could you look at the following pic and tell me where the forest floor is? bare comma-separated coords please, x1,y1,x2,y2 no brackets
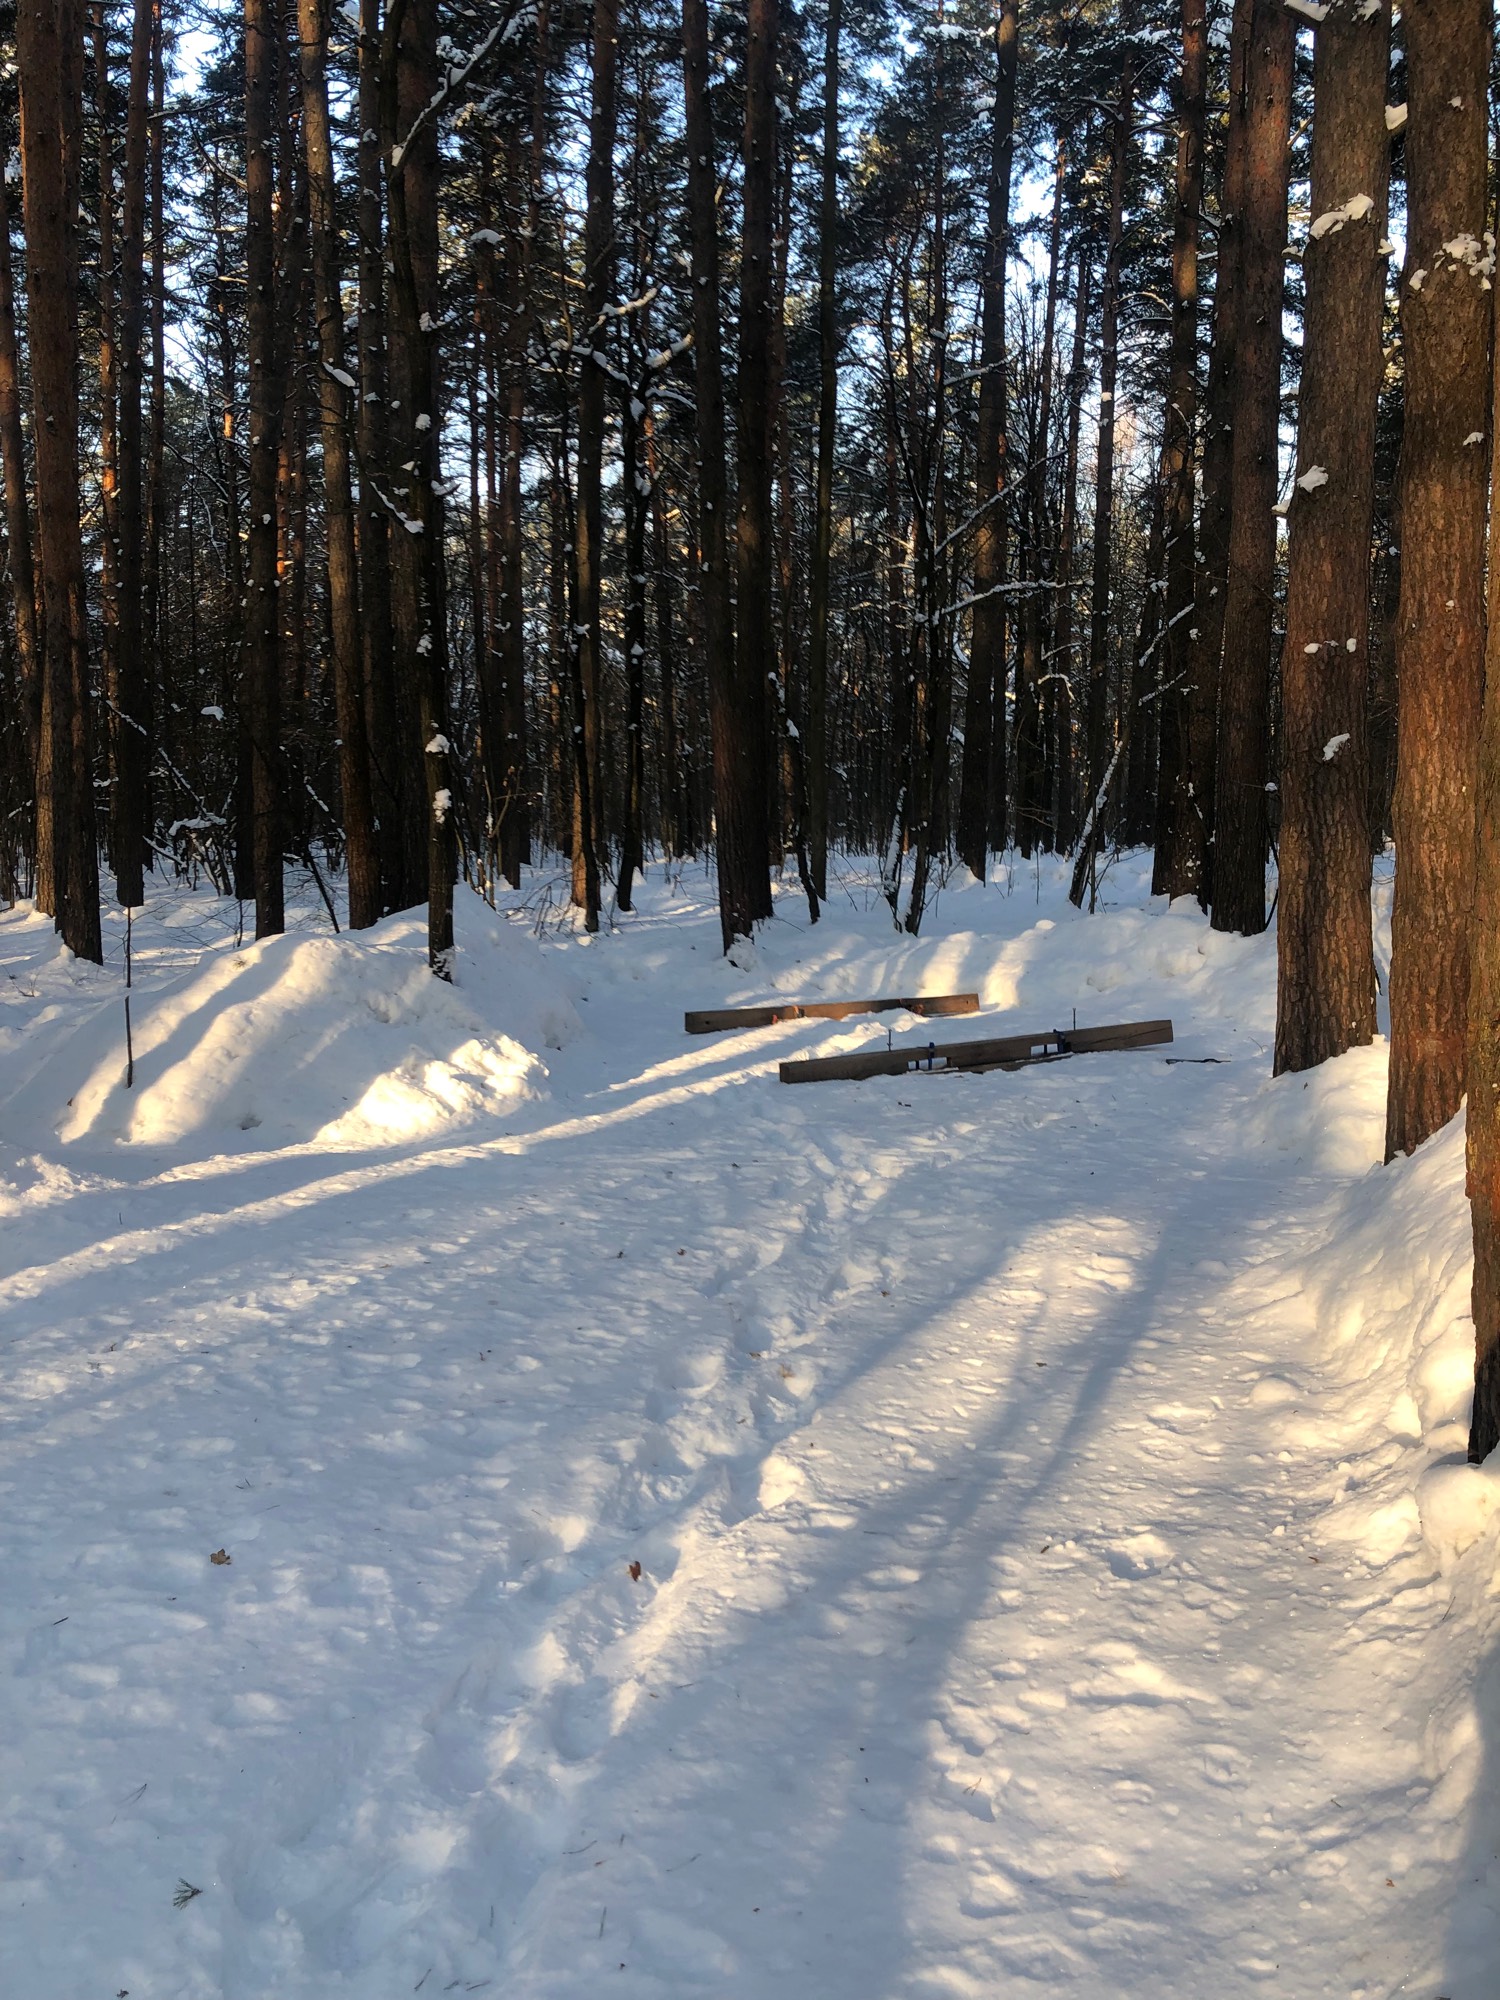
2,852,1499,1999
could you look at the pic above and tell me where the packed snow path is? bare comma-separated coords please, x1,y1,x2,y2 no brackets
2,859,1496,1998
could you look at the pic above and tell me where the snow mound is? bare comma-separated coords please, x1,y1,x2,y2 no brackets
0,905,582,1154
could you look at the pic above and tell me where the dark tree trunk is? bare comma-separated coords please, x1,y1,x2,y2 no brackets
300,0,380,928
570,0,617,929
358,0,405,912
683,0,769,949
18,0,100,957
806,0,841,900
1211,0,1294,935
382,0,455,972
735,0,778,910
244,0,284,938
1465,270,1500,1463
1385,0,1490,1158
0,155,40,782
1273,0,1390,1073
1152,0,1207,903
956,0,1017,877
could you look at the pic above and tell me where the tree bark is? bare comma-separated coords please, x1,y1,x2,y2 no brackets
0,152,40,783
683,0,768,949
358,0,406,912
300,0,380,928
19,0,101,960
956,0,1017,877
1152,0,1207,902
1273,0,1390,1073
1465,266,1500,1463
382,0,455,972
570,0,618,931
805,0,841,900
735,0,778,910
1385,0,1490,1157
1211,0,1294,935
244,0,285,937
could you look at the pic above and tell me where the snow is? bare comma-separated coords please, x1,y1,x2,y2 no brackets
1296,463,1330,493
1309,194,1374,241
1,854,1497,1998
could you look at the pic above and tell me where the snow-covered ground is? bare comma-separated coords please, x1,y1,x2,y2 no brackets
2,853,1497,1998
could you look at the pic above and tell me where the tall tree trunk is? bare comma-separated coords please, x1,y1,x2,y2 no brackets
244,0,284,937
1014,136,1064,858
1073,51,1133,905
1188,0,1255,911
618,389,647,911
1052,249,1090,856
300,0,380,928
956,0,1017,877
736,0,778,907
683,0,768,948
1152,0,1207,902
570,0,618,931
1273,0,1390,1072
94,3,120,890
1465,266,1500,1462
494,7,548,889
19,0,101,960
1211,0,1294,935
806,0,841,900
111,0,152,910
358,0,405,911
383,0,455,972
1385,0,1490,1157
0,153,41,783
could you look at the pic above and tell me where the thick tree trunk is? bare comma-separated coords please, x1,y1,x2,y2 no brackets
806,0,841,900
358,0,405,912
735,0,778,908
94,4,120,891
1211,0,1294,935
1152,0,1207,902
1187,0,1255,911
618,392,647,911
494,10,548,889
300,0,380,928
110,0,152,909
0,157,40,783
683,0,768,949
19,0,100,960
244,0,284,938
1465,271,1500,1463
383,0,455,972
956,0,1017,877
1385,0,1490,1158
1273,0,1390,1073
569,0,618,931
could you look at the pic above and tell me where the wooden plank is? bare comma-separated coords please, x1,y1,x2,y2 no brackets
684,992,980,1035
777,1017,1173,1084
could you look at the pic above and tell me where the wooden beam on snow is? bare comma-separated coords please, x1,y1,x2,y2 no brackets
684,992,981,1035
777,1017,1173,1084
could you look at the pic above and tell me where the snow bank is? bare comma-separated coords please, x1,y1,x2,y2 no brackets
0,899,582,1155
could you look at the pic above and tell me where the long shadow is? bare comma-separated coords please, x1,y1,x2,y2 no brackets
1441,1582,1500,1989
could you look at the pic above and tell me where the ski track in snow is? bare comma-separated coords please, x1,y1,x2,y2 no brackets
1,855,1496,1998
